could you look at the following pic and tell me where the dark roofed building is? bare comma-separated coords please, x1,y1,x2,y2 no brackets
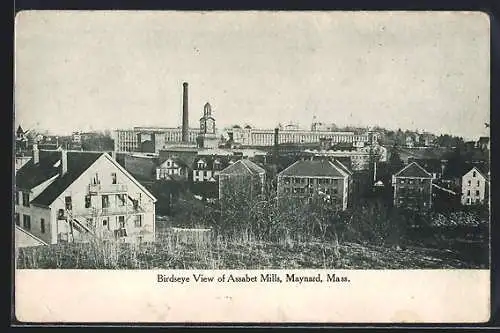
392,162,434,211
14,147,157,247
218,159,266,201
277,159,352,210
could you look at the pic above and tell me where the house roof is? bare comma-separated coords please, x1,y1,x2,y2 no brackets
465,165,490,181
330,159,352,176
394,162,433,178
407,158,444,174
219,159,265,176
19,151,157,207
478,136,490,143
239,158,266,174
193,155,233,170
158,157,189,169
15,150,61,190
27,151,103,206
278,159,349,178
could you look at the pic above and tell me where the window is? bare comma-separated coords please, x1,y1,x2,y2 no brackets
103,219,108,227
111,173,117,184
23,215,31,230
134,215,142,228
468,180,471,186
117,194,125,206
118,216,125,228
467,198,470,204
400,179,405,184
15,213,20,226
476,190,480,196
85,195,91,208
65,196,72,210
477,180,480,187
22,192,30,207
467,190,470,196
102,195,109,209
15,191,19,205
473,171,476,177
58,209,65,219
40,218,45,233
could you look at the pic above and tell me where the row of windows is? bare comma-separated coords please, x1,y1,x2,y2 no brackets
466,180,481,187
194,170,214,177
465,190,481,197
398,179,428,185
14,192,30,207
283,187,340,195
15,213,45,233
62,193,130,213
465,198,481,204
281,177,341,186
102,215,142,229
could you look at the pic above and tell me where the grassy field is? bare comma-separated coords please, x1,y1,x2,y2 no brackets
16,213,489,269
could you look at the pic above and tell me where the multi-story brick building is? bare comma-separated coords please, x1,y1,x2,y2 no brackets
277,159,353,210
218,159,267,202
225,126,380,147
392,162,434,210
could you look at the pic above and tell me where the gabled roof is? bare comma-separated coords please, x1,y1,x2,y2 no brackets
464,165,490,181
28,151,103,206
158,157,189,169
219,159,265,176
330,159,352,176
407,158,444,174
192,155,233,170
278,159,349,178
239,159,266,174
15,150,61,190
394,162,433,178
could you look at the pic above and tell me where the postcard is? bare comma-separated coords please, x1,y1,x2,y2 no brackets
13,10,491,324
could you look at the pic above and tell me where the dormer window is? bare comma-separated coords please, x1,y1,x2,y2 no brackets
197,160,206,169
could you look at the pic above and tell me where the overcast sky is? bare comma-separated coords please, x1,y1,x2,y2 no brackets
15,11,490,140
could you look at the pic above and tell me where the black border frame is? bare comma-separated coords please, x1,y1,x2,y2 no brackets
9,0,499,329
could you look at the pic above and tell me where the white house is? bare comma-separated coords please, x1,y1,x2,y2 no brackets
14,145,157,248
192,156,230,183
461,166,489,206
156,157,189,180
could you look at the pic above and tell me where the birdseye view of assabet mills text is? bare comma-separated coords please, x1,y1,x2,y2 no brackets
156,272,350,284
13,10,490,323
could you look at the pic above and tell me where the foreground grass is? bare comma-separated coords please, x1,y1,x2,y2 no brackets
16,229,488,270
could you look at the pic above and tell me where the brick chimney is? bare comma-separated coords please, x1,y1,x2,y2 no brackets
182,82,189,142
33,143,39,164
61,149,68,176
273,127,279,165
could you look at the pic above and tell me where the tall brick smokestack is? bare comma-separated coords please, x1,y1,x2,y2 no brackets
182,82,189,142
